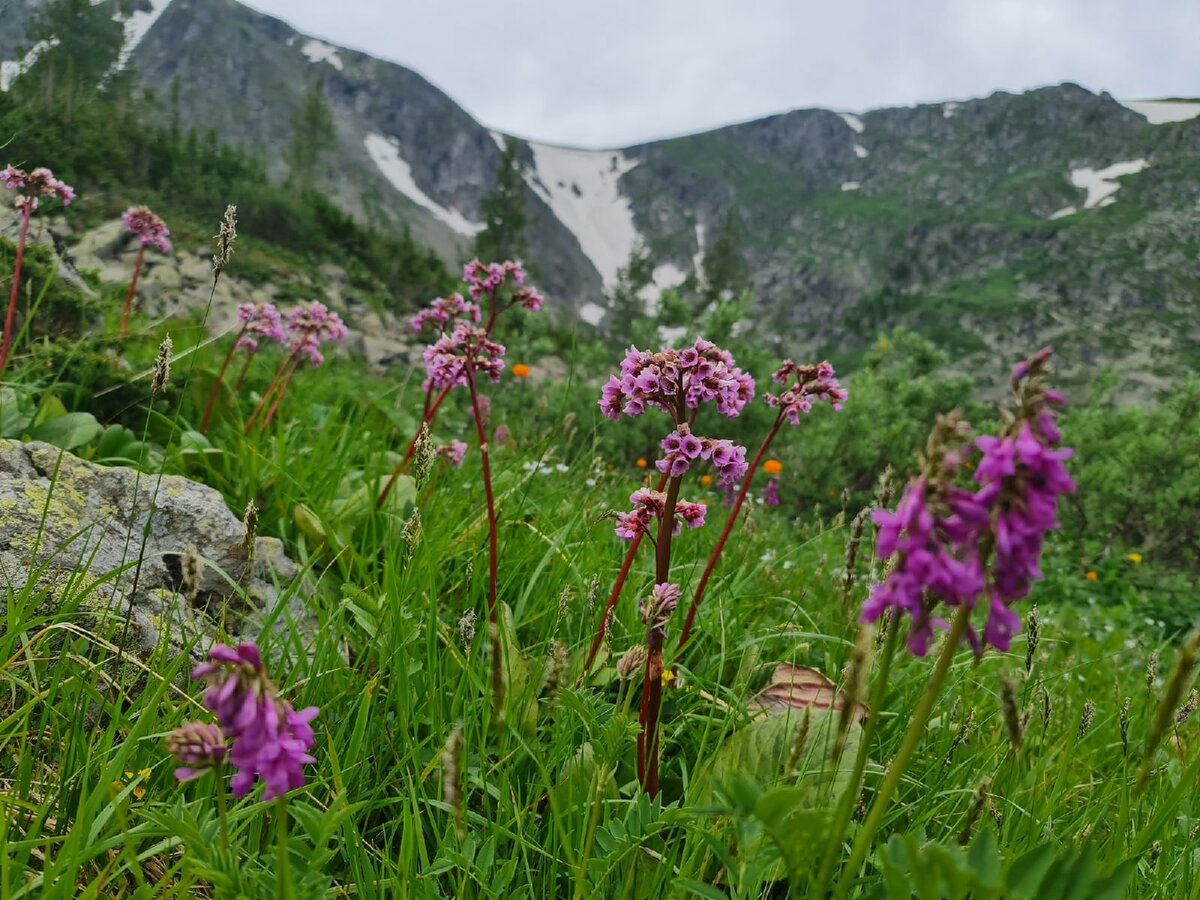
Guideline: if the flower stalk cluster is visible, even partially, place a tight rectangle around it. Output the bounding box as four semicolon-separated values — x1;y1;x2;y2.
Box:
0;164;75;382
588;336;757;796
379;260;543;630
119;205;172;335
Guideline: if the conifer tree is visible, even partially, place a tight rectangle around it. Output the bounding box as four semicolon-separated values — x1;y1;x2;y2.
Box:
475;137;529;264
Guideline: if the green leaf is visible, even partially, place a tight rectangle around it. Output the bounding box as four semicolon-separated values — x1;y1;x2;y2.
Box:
30;411;102;450
0;387;33;437
32;393;67;426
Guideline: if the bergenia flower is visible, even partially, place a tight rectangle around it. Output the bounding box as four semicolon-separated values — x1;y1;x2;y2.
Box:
654;424;748;487
1;164;75;211
423;321;506;389
166;721;228;782
410;292;482;333
285;301;348;367
614;488;707;540
191;643;319;800
438;440;468;467
599;337;755;421
640;582;682;641
235;302;286;352
122;206;172;253
764;360;846;423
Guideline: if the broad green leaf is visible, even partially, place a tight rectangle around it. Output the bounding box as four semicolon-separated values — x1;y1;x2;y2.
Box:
30;411;102;450
32;393;67;426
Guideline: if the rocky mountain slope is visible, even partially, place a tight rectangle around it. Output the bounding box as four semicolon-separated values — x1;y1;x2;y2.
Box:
3;0;1199;388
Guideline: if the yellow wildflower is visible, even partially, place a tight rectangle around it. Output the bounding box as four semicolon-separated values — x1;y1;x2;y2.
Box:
1126;553;1143;565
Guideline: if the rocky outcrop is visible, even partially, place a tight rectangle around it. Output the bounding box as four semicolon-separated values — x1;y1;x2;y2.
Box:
0;439;311;658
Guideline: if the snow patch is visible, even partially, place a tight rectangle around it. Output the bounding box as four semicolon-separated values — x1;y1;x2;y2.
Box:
1;39;57;92
364;133;484;237
838;112;865;134
301;39;344;72
1069;159;1149;209
854;144;869;159
943;102;960;119
116;0;173;70
841;181;861;192
526;143;639;288
489;131;507;151
1119;100;1200;125
1048;206;1077;220
579;302;606;326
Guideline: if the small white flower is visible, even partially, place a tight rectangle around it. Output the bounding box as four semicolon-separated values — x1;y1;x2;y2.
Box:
782;560;794;570
586;477;597;487
555;463;569;473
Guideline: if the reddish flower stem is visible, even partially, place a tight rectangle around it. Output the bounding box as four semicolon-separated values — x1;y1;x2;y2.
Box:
577;469;671;685
233;353;254;394
677;414;784;652
244;349;298;434
259;356;300;431
120;245;146;336
377;302;501;509
637;472;682;797
465;366;499;624
199;325;248;434
0;206;33;382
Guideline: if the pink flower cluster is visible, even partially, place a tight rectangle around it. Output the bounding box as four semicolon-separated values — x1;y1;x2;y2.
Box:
599;338;755;421
235;302;286;352
1;164;75;212
656;423;748;486
615;488;707;540
765;360;846;424
423;321;506;390
438;440;468;467
462;259;543;310
286;301;348;367
121;205;172;253
763;477;781;507
191;643;319;800
410;292;481;333
861;350;1074;656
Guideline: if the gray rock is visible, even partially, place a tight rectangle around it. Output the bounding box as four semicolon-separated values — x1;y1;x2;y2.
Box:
0;440;313;660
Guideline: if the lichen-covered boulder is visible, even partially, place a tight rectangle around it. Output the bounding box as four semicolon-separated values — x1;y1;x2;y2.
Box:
0;439;312;658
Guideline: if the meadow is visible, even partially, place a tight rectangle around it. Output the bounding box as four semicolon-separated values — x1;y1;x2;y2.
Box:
1;175;1199;900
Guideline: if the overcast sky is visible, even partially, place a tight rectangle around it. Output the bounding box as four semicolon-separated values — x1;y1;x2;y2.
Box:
245;0;1199;148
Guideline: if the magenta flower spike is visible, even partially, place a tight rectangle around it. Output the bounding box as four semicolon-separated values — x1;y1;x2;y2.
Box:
860;348;1074;656
190;642;319;801
0;165;74;382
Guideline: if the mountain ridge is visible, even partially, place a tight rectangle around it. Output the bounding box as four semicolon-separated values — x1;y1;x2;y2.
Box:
2;0;1199;390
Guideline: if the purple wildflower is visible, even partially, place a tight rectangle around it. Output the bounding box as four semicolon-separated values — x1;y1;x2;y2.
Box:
122;206;172;253
640;582;682;640
423;321;506;390
1;164;75;211
614;488;707;541
861;350;1074;656
191;643;318;801
166;721;228;783
285;301;348;367
764;360;846;423
599;337;756;421
235;302;286;353
410;292;482;333
763;477;781;507
439;440;468;467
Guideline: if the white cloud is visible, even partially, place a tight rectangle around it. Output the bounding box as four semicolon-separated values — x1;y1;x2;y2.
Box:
240;0;1200;147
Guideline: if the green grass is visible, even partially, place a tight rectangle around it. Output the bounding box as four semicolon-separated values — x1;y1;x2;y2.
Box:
1;299;1199;899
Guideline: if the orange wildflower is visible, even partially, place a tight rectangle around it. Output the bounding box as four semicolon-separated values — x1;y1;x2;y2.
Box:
1085;571;1098;581
699;474;713;487
763;458;783;476
512;363;530;378
636;458;648;469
